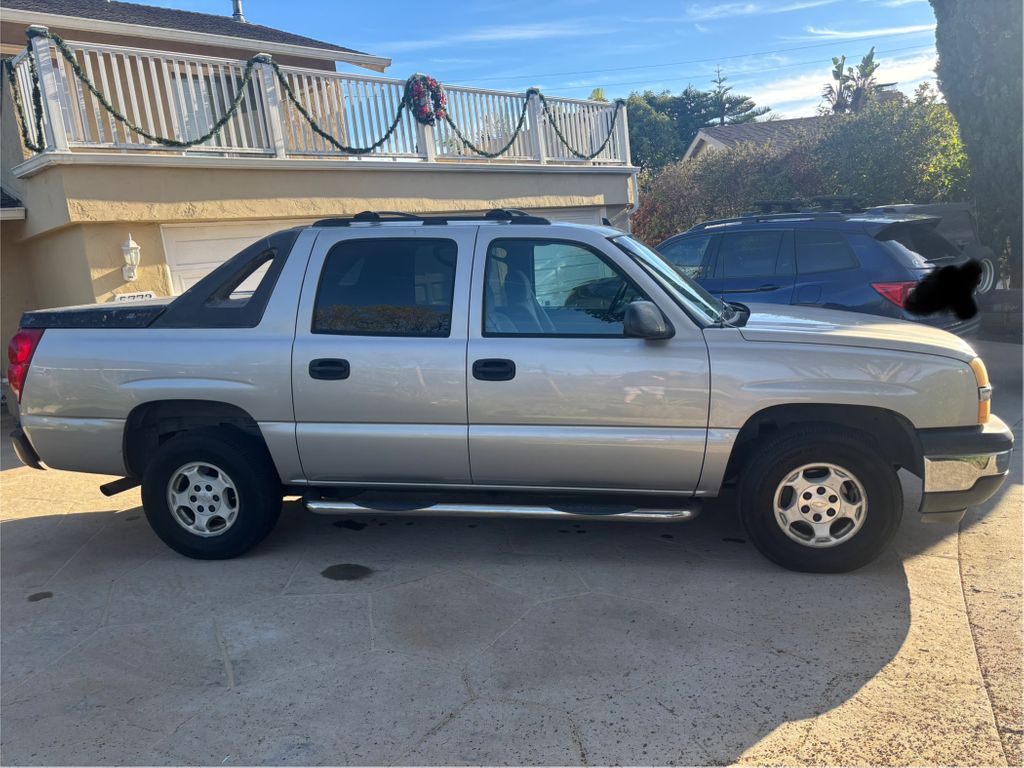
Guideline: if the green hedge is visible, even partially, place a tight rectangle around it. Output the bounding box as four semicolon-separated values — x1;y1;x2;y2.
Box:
634;90;970;246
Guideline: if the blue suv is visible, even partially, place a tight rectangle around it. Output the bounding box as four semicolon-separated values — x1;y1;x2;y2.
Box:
655;211;979;335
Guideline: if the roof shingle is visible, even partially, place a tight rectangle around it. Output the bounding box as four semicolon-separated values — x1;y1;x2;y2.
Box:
699;116;827;149
4;0;370;57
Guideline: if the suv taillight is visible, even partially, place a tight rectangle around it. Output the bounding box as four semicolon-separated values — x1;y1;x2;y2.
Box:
871;281;917;308
7;328;43;403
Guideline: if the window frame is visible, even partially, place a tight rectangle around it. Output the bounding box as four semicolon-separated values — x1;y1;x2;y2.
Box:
481;237;654;339
310;236;459;339
795;228;861;275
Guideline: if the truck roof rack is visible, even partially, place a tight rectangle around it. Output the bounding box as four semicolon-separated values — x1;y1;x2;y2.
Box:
688;211;849;231
314;209;550;227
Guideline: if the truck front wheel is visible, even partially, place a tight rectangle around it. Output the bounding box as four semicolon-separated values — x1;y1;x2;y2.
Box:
739;427;902;573
141;429;282;559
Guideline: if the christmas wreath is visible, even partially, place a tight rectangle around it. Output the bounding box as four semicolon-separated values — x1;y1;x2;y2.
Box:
404;73;447;126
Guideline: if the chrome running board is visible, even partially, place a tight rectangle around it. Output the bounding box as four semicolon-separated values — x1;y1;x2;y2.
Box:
304;499;699;522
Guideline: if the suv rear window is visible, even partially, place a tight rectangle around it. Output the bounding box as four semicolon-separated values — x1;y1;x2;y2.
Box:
795;230;859;273
880;223;960;264
313;238;457;337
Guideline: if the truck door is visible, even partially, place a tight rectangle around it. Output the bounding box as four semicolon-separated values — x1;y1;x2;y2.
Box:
465;227;710;492
291;227;476;484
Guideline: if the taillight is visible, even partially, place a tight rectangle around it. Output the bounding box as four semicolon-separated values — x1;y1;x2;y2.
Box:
871;281;917;308
7;328;43;403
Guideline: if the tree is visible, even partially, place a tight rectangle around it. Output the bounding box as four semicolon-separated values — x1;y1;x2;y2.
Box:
710;67;770;125
633;91;970;245
588;87;607;102
821;48;879;114
627;79;768;172
930;0;1023;287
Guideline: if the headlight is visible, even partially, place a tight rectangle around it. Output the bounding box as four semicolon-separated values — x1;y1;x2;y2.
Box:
970;357;991;424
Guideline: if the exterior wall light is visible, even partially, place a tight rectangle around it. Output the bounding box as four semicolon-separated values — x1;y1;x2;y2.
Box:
122;234;141;281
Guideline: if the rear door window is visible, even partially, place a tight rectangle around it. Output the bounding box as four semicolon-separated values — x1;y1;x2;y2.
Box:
716;231;787;278
313;238;457;337
795;230;859;273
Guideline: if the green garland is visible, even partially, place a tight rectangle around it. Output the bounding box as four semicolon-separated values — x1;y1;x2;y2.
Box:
5;28;625;161
3;51;44;152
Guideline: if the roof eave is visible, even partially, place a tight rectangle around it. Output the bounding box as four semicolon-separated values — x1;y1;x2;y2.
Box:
2;8;391;72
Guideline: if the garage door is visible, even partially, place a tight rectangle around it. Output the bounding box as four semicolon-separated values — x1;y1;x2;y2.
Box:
161;220;312;294
531;207;606;225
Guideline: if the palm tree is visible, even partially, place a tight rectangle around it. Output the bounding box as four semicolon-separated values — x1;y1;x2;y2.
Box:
822;48;879;114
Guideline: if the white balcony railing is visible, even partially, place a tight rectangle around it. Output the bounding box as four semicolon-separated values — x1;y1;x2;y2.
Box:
11;33;630;167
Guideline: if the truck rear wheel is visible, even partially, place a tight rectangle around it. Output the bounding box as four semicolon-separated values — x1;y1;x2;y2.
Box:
141;429;282;559
738;427;902;573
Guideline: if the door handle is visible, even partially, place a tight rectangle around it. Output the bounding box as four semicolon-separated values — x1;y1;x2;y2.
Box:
721;284;780;294
472;358;516;381
309;358;350;380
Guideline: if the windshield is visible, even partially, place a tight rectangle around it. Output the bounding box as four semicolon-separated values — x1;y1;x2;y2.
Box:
612;235;727;324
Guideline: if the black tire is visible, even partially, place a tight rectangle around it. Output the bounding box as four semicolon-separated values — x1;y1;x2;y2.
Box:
738;426;902;573
141;429;282;559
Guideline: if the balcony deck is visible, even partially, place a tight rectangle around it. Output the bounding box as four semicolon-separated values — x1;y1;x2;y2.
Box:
9;34;630;169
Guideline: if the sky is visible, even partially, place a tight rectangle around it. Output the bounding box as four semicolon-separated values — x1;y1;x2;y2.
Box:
150;0;940;117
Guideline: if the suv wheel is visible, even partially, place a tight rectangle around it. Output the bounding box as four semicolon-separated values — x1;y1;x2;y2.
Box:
739;427;902;573
976;256;997;295
141;429;282;559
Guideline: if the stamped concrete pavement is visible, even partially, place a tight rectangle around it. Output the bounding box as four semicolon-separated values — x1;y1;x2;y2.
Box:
0;339;1020;766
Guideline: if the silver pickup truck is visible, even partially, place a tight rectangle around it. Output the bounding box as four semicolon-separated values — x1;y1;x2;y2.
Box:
7;211;1013;572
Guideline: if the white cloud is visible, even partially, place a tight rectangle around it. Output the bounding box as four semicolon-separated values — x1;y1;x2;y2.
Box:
737;50;937;117
380;22;610;53
695;23;712;33
685;0;839;21
785;22;935;40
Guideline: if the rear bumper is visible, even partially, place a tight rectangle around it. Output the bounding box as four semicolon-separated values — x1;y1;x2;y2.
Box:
918;415;1014;516
9;423;44;470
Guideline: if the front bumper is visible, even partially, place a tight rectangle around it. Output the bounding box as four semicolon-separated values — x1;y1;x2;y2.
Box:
918;414;1013;516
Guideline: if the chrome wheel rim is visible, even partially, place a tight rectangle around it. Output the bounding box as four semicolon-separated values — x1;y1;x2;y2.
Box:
977;259;995;294
167;462;239;537
772;462;867;548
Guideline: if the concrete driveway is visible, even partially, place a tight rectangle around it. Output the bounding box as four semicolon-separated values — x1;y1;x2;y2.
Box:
1;339;1020;766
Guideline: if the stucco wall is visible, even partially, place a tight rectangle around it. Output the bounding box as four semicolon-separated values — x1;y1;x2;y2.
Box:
1;219;37;346
15;159;634;237
80;223;172;302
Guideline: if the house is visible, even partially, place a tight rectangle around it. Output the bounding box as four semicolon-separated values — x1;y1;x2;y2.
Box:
682;116;826;162
0;0;634;347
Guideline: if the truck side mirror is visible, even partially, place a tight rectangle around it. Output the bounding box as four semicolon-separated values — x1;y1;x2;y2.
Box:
623;301;674;340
